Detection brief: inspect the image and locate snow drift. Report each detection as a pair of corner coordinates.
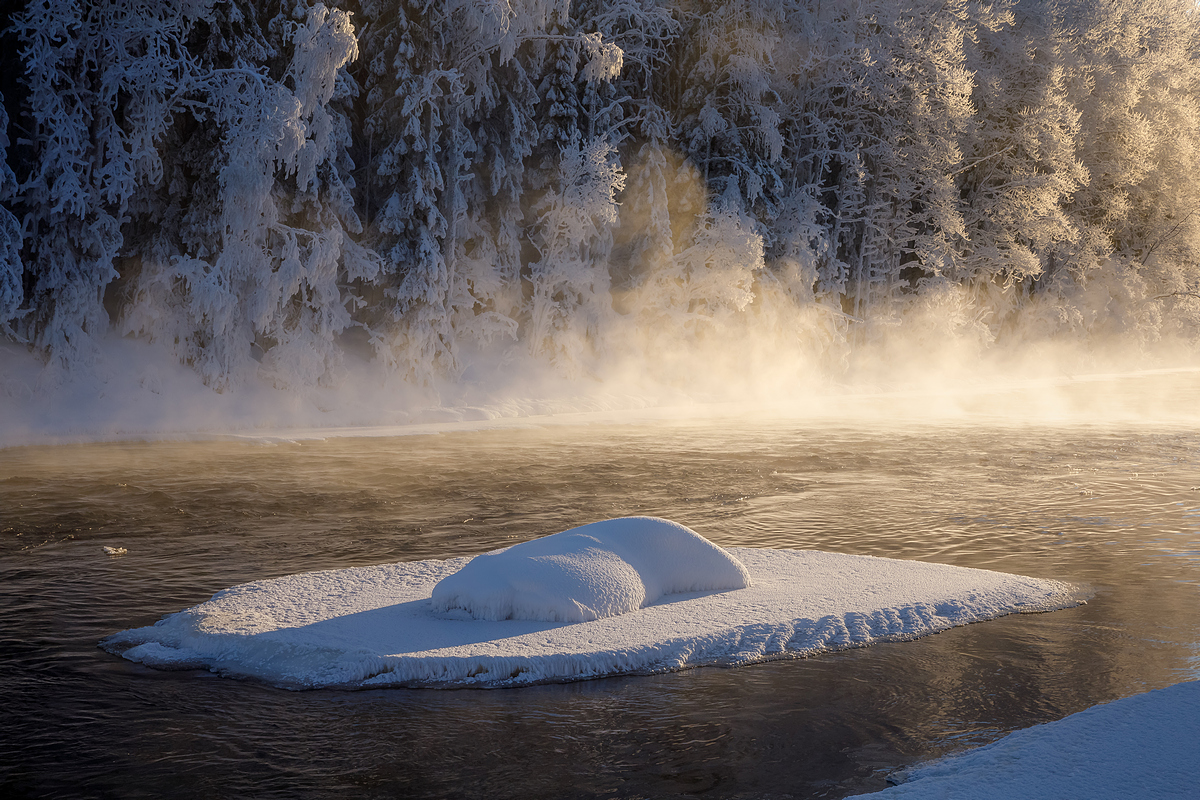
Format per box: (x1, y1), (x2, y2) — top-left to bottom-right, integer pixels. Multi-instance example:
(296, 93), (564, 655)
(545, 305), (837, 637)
(430, 517), (752, 622)
(101, 527), (1086, 689)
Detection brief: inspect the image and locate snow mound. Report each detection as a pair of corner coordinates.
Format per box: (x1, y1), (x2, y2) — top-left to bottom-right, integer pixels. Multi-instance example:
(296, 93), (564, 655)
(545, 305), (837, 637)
(100, 539), (1086, 690)
(430, 517), (751, 622)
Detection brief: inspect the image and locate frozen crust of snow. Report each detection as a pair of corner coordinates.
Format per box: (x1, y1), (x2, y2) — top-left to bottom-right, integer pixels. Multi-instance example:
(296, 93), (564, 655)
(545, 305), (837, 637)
(860, 680), (1200, 800)
(101, 548), (1084, 690)
(430, 517), (752, 622)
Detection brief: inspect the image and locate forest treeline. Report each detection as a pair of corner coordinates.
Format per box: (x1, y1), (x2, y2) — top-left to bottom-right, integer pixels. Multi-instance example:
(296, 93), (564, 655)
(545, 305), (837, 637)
(0, 0), (1198, 388)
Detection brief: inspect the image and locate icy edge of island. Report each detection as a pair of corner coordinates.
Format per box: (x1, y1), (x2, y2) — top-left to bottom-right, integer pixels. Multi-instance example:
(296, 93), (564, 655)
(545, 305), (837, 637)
(100, 548), (1087, 690)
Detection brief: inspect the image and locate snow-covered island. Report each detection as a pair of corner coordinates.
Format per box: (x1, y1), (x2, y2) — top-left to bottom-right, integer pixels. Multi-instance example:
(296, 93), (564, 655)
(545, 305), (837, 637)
(102, 517), (1084, 690)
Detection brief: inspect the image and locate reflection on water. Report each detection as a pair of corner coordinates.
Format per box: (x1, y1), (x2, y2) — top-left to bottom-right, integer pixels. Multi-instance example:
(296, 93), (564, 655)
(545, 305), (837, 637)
(2, 419), (1199, 798)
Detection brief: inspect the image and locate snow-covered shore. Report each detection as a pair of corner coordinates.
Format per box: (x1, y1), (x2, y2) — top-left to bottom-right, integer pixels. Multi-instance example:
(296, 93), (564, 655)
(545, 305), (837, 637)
(859, 680), (1200, 799)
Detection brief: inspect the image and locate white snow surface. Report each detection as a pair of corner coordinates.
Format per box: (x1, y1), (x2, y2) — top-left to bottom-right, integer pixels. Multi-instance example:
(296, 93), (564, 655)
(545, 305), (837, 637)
(102, 537), (1083, 689)
(430, 517), (752, 622)
(859, 680), (1200, 800)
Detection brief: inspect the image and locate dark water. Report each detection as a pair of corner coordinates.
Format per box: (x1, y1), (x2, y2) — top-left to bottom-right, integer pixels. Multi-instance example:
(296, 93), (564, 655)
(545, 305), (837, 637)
(2, 419), (1199, 799)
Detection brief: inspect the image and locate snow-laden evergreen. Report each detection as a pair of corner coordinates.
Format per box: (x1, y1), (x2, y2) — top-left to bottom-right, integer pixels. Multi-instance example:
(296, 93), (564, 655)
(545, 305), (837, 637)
(2, 0), (1199, 390)
(115, 1), (363, 389)
(12, 0), (193, 367)
(0, 96), (20, 331)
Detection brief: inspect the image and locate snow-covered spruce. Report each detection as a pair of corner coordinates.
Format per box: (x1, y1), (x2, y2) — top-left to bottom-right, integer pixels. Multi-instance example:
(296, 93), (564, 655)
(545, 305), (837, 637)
(430, 517), (751, 622)
(101, 519), (1085, 689)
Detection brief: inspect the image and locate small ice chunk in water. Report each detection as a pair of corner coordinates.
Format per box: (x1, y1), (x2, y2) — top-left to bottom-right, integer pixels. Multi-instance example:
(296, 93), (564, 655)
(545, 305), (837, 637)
(430, 516), (752, 622)
(102, 546), (127, 556)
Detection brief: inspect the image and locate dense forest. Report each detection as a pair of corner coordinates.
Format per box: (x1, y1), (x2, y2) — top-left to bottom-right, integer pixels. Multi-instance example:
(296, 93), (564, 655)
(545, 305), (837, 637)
(1, 0), (1198, 390)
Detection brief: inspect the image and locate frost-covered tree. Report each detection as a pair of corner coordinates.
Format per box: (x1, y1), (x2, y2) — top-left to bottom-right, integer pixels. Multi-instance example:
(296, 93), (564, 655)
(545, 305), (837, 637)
(958, 1), (1086, 291)
(13, 0), (201, 365)
(1053, 0), (1200, 337)
(518, 0), (631, 370)
(526, 138), (626, 372)
(630, 175), (760, 338)
(354, 0), (628, 380)
(539, 10), (583, 148)
(358, 0), (552, 380)
(769, 0), (976, 324)
(449, 52), (537, 351)
(675, 0), (784, 219)
(867, 0), (975, 284)
(117, 1), (364, 388)
(0, 94), (21, 331)
(358, 0), (460, 380)
(598, 0), (682, 301)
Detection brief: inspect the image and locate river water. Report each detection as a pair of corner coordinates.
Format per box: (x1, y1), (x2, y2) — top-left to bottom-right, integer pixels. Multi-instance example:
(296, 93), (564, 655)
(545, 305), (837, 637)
(2, 412), (1200, 798)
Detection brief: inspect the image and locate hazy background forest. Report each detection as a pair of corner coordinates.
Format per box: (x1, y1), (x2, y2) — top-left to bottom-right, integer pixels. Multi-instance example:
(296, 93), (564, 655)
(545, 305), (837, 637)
(1, 0), (1199, 406)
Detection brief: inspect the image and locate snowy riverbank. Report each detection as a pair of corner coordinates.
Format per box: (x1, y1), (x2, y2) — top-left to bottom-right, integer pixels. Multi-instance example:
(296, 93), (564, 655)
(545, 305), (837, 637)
(859, 680), (1200, 799)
